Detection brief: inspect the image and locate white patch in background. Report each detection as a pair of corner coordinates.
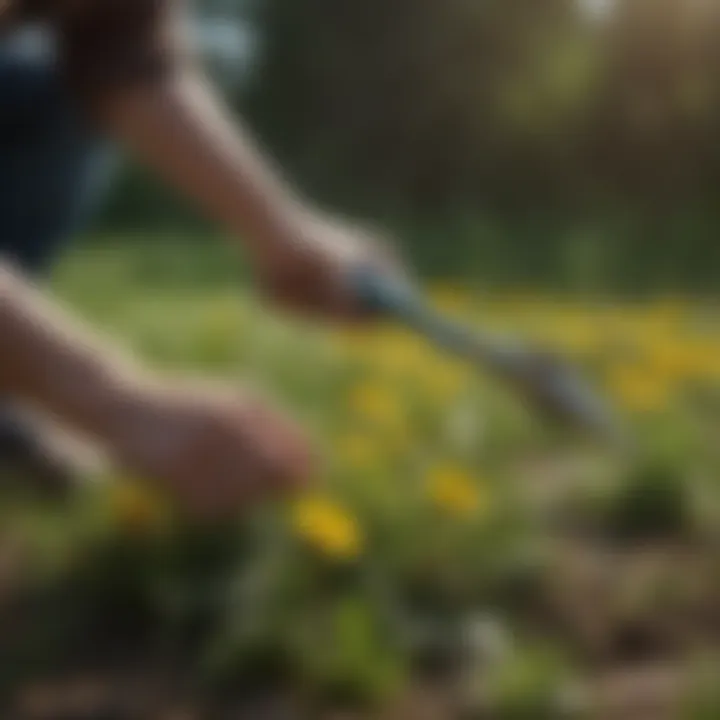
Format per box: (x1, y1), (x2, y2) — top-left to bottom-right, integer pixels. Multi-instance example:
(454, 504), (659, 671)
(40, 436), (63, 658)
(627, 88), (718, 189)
(195, 18), (259, 89)
(3, 16), (258, 90)
(577, 0), (616, 22)
(1, 24), (56, 61)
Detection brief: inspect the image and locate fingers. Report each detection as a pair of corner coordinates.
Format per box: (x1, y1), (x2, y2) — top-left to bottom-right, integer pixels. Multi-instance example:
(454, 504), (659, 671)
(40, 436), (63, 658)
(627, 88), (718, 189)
(195, 394), (314, 516)
(114, 381), (316, 523)
(264, 232), (408, 324)
(239, 392), (315, 495)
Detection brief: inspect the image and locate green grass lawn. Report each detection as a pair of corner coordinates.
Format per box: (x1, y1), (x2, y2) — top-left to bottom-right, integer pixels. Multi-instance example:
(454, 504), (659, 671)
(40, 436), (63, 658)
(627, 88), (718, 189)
(2, 238), (720, 718)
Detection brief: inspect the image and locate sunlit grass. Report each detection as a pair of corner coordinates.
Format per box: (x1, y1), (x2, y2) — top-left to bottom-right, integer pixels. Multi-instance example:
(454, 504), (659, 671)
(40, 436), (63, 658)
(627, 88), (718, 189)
(6, 240), (718, 713)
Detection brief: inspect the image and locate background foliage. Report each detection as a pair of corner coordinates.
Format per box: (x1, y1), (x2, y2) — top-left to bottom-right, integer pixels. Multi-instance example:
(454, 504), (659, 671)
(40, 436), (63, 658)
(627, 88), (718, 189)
(102, 0), (720, 290)
(5, 2), (720, 716)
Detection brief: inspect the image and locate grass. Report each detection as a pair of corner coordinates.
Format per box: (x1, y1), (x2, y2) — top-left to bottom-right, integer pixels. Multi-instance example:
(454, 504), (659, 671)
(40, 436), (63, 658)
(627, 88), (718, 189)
(2, 237), (720, 718)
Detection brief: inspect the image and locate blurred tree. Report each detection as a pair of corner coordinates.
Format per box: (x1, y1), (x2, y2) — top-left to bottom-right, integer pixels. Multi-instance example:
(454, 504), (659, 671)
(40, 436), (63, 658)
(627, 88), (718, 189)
(101, 0), (720, 289)
(245, 0), (595, 212)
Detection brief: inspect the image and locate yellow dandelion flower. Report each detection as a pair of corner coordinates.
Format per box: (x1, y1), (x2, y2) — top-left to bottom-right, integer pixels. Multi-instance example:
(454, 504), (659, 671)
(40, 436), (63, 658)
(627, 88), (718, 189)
(422, 360), (468, 401)
(371, 330), (429, 376)
(335, 326), (425, 375)
(606, 365), (673, 413)
(109, 482), (168, 535)
(644, 338), (697, 379)
(427, 466), (486, 518)
(292, 496), (363, 560)
(542, 318), (602, 355)
(649, 338), (720, 382)
(685, 341), (720, 380)
(348, 381), (404, 427)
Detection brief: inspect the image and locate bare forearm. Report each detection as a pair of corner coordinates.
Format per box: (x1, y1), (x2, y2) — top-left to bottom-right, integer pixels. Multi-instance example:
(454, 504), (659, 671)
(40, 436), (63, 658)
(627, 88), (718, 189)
(98, 73), (304, 265)
(0, 264), (137, 438)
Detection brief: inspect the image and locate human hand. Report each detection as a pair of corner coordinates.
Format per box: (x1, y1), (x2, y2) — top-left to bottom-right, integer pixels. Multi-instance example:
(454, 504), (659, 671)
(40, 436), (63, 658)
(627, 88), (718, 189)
(255, 210), (405, 323)
(105, 377), (314, 520)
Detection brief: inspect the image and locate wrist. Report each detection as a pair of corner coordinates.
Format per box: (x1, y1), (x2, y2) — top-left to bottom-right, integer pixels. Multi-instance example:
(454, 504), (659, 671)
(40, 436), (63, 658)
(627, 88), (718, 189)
(244, 199), (315, 268)
(55, 363), (148, 447)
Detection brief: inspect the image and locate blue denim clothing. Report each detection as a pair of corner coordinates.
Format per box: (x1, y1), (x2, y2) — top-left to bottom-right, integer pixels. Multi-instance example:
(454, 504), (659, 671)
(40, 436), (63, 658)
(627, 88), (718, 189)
(0, 40), (116, 274)
(0, 39), (117, 460)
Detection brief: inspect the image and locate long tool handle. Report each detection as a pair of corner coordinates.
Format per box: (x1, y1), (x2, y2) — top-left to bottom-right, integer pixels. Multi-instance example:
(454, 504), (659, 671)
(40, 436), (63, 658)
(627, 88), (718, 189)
(351, 268), (622, 442)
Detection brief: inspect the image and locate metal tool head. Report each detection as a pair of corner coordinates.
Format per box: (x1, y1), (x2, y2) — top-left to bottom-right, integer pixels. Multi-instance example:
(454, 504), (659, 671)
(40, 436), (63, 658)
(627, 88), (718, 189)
(492, 344), (623, 443)
(350, 267), (624, 445)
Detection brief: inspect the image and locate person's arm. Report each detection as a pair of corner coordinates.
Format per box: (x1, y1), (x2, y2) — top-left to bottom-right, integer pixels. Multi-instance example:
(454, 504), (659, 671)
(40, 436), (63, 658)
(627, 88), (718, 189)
(0, 263), (312, 514)
(58, 0), (313, 265)
(95, 73), (305, 269)
(0, 264), (138, 439)
(57, 0), (395, 318)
